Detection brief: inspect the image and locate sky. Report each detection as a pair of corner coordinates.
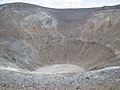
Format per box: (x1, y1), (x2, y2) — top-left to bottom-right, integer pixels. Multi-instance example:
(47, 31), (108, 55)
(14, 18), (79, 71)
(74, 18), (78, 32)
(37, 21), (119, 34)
(0, 0), (120, 8)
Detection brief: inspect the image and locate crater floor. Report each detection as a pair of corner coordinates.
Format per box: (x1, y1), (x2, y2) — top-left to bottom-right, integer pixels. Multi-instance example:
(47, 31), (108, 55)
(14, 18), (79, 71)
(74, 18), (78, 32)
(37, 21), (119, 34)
(35, 64), (83, 74)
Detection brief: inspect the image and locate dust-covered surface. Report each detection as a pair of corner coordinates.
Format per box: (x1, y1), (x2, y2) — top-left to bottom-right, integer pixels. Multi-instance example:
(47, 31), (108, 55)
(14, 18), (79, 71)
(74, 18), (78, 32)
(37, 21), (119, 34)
(35, 64), (83, 74)
(0, 2), (120, 90)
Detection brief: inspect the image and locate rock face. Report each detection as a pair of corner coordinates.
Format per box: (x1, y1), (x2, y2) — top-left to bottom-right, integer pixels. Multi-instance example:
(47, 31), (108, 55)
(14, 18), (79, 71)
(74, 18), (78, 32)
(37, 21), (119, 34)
(0, 3), (120, 90)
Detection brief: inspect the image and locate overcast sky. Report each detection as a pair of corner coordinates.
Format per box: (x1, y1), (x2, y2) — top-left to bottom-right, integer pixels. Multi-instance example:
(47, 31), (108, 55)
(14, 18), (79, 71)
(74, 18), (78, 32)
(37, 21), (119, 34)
(0, 0), (120, 8)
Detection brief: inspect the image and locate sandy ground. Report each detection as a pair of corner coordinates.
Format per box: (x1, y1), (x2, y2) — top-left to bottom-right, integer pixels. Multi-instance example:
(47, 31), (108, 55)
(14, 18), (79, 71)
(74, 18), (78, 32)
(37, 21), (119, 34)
(0, 64), (84, 74)
(35, 64), (84, 74)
